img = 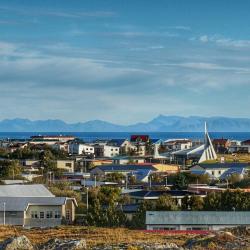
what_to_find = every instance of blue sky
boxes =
[1,0,250,124]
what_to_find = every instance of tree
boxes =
[86,196,127,227]
[155,195,179,211]
[228,174,242,186]
[105,173,125,184]
[203,192,222,211]
[189,196,204,211]
[131,200,154,229]
[174,173,188,190]
[0,160,22,179]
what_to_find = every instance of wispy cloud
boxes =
[0,6,116,19]
[198,34,250,48]
[169,26,191,31]
[154,62,250,73]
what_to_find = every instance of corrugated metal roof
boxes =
[0,184,54,197]
[0,197,67,211]
[94,164,157,172]
[200,163,249,169]
[146,211,250,225]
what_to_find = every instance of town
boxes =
[0,124,249,236]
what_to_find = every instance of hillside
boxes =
[1,115,250,132]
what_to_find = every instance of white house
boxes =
[165,139,192,151]
[190,163,249,180]
[94,144,120,158]
[69,142,95,155]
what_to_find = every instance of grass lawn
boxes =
[203,153,250,164]
[0,225,193,248]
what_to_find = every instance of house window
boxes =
[66,210,71,221]
[46,211,53,219]
[218,170,221,175]
[66,163,72,167]
[40,212,44,219]
[212,171,215,175]
[31,211,38,219]
[54,211,61,219]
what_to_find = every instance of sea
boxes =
[0,132,250,142]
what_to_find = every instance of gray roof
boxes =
[0,197,69,211]
[146,211,250,225]
[0,184,54,197]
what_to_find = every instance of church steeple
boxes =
[198,122,217,163]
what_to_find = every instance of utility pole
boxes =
[165,176,168,187]
[94,175,97,188]
[86,187,89,213]
[3,202,5,225]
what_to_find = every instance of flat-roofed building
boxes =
[146,211,250,230]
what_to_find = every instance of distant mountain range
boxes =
[0,115,250,132]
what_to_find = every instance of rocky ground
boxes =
[0,226,248,250]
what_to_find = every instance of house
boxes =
[56,159,75,172]
[146,211,250,230]
[8,142,28,152]
[228,145,250,153]
[241,139,250,146]
[212,138,231,153]
[107,139,131,154]
[90,164,157,177]
[21,159,41,168]
[188,184,226,194]
[127,190,205,206]
[164,139,192,151]
[190,163,249,180]
[0,184,77,228]
[130,135,150,143]
[112,156,145,165]
[51,142,69,152]
[0,184,55,197]
[69,142,95,155]
[172,123,217,165]
[227,139,250,153]
[94,144,120,158]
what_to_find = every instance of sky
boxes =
[1,0,250,124]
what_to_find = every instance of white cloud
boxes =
[198,35,250,48]
[199,35,209,43]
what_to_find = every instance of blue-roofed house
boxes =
[90,164,157,177]
[190,163,249,180]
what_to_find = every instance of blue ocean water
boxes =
[0,132,250,142]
